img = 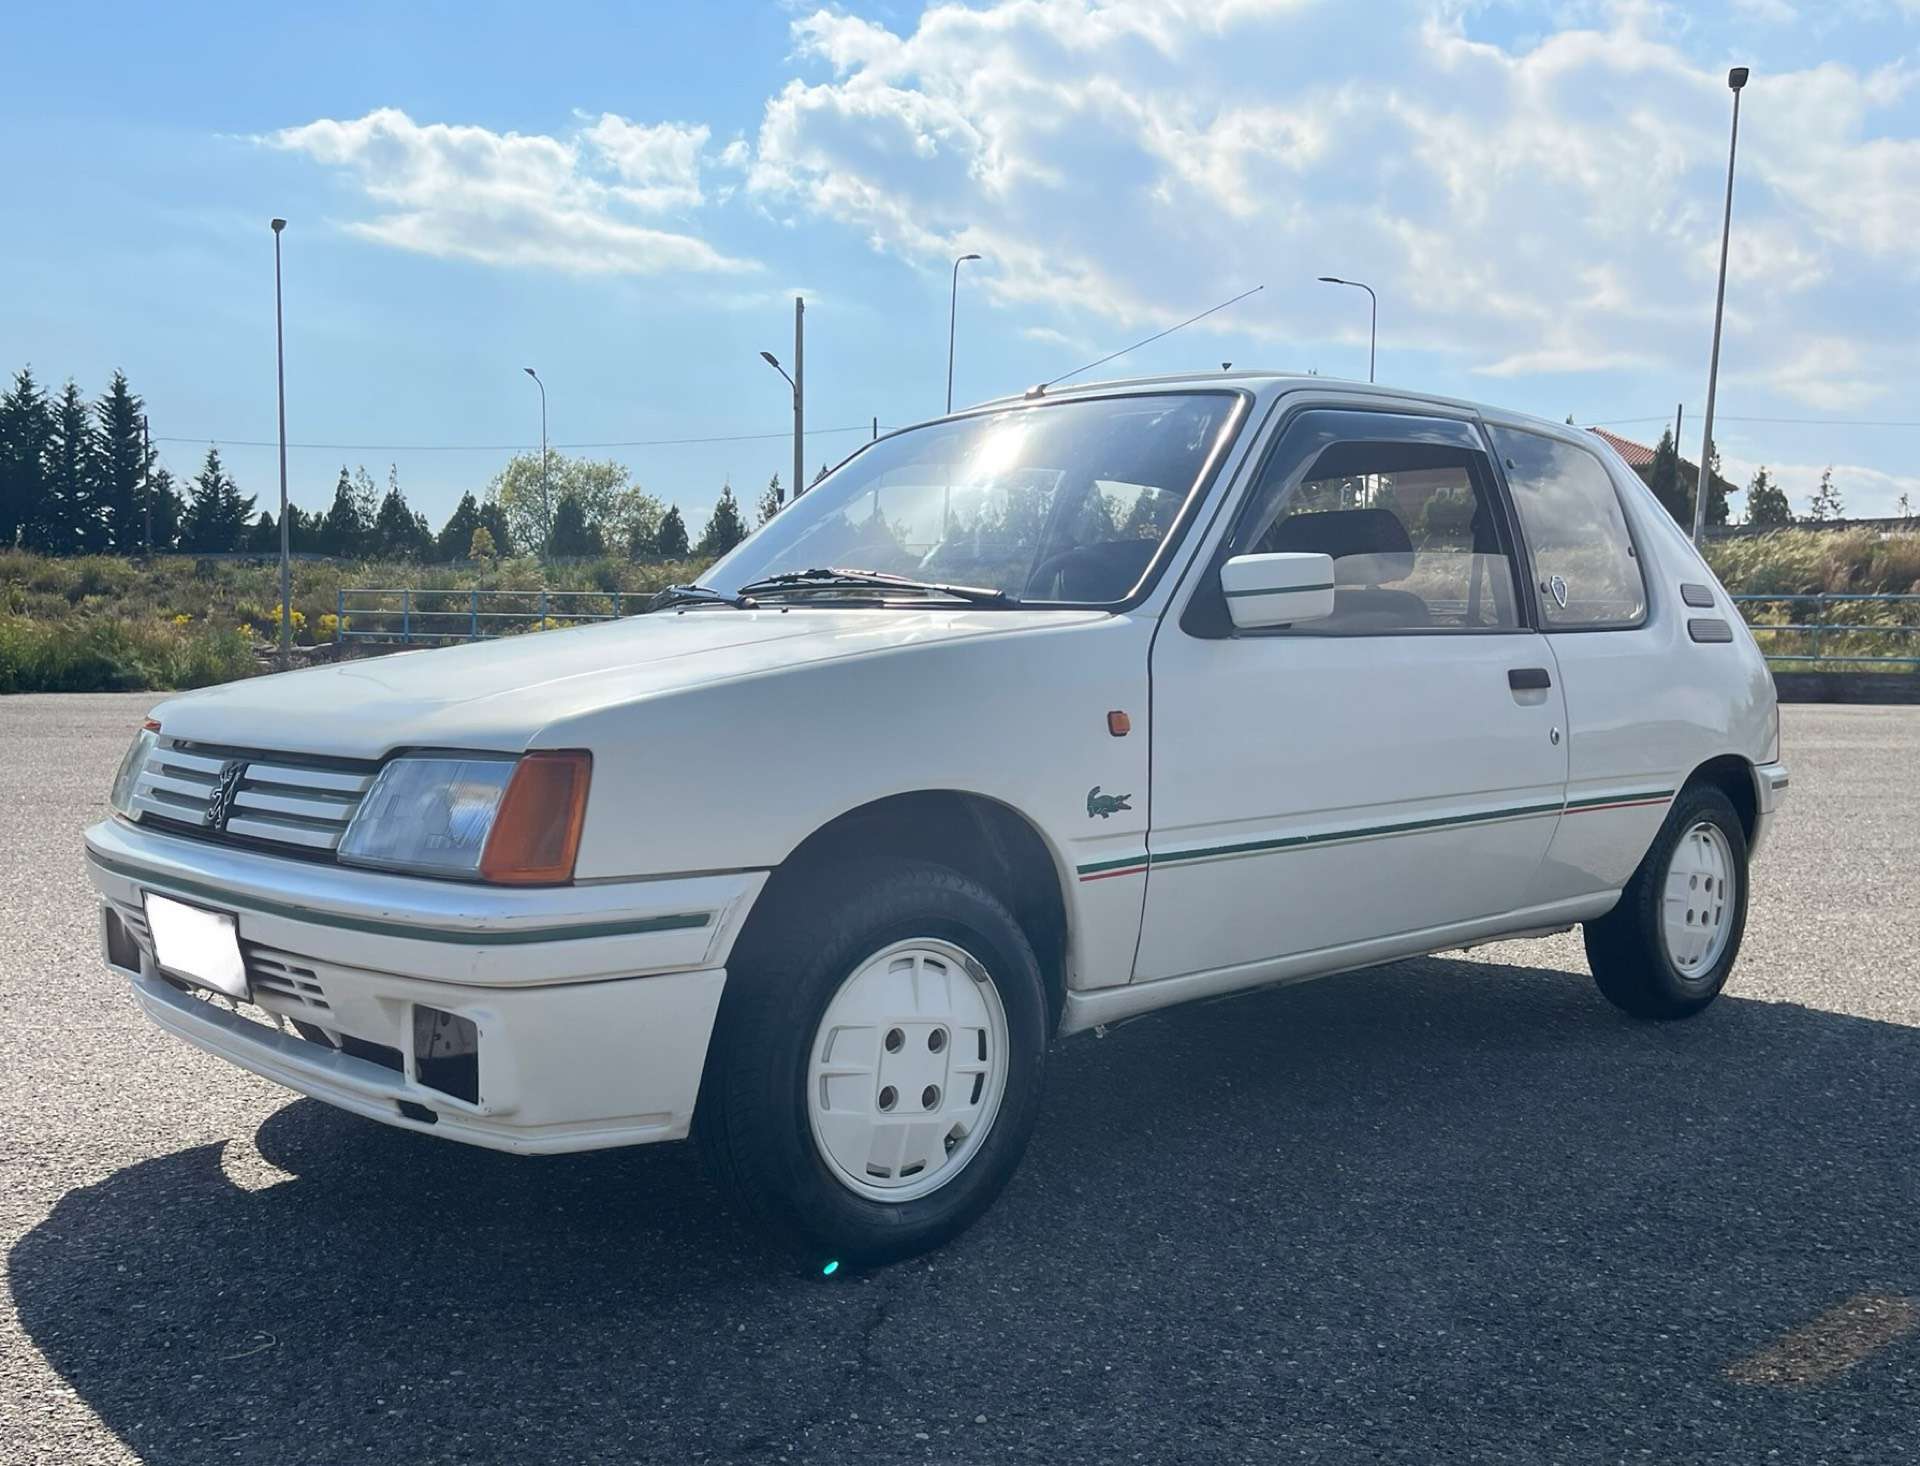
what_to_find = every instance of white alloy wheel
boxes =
[1660,820,1737,977]
[806,938,1010,1204]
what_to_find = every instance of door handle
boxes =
[1508,667,1552,691]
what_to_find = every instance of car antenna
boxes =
[1037,285,1264,393]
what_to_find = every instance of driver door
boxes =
[1134,409,1569,982]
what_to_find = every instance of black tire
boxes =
[1584,782,1750,1020]
[697,858,1050,1267]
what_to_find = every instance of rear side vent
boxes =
[1689,617,1734,644]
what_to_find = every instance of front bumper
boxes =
[86,817,767,1154]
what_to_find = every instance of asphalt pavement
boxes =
[3,694,1917,1464]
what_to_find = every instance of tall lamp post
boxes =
[759,349,800,506]
[946,252,982,414]
[522,367,549,556]
[1315,275,1376,383]
[270,218,291,671]
[1694,66,1750,545]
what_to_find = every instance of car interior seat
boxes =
[1264,507,1430,629]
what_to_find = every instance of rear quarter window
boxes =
[1488,425,1646,629]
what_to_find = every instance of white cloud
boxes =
[746,0,1920,402]
[266,108,755,276]
[580,114,710,210]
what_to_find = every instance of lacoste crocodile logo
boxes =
[1086,786,1132,820]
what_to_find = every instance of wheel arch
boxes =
[1681,753,1759,846]
[732,790,1073,1029]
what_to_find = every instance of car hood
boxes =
[148,606,1105,759]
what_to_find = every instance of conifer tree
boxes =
[35,381,101,553]
[654,504,689,558]
[93,370,148,551]
[0,367,53,548]
[697,482,749,556]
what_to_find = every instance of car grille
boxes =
[128,737,376,856]
[246,948,334,1014]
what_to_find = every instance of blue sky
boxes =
[4,0,1918,533]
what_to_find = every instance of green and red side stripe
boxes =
[1075,788,1674,882]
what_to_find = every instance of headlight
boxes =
[339,751,591,884]
[109,722,161,818]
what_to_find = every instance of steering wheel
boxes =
[1022,544,1113,601]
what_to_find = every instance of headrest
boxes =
[1268,508,1414,584]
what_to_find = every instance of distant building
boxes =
[1588,427,1658,473]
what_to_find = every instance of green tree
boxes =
[549,494,605,557]
[371,467,432,559]
[1744,467,1793,528]
[468,523,499,560]
[476,499,513,558]
[93,370,148,551]
[654,503,689,558]
[319,467,370,557]
[436,491,482,562]
[246,509,278,554]
[757,473,783,526]
[1807,466,1844,522]
[145,465,186,550]
[0,367,54,548]
[485,451,637,556]
[697,482,749,557]
[1646,428,1688,527]
[33,380,102,553]
[181,445,255,552]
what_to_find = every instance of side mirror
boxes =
[1221,552,1335,630]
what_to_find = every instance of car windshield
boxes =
[704,392,1241,606]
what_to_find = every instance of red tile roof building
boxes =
[1588,427,1658,469]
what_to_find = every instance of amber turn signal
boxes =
[480,750,592,884]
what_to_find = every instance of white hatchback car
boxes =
[88,374,1786,1264]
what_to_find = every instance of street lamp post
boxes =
[270,218,291,671]
[946,252,981,414]
[1694,66,1750,545]
[522,367,548,556]
[760,349,799,508]
[1316,276,1377,383]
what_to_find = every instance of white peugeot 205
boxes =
[88,373,1787,1264]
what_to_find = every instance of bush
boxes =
[0,616,257,693]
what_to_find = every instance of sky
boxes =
[3,0,1918,535]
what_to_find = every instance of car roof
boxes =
[962,370,1588,447]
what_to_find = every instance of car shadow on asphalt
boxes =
[13,955,1920,1464]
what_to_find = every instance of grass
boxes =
[1,528,1915,692]
[0,549,713,692]
[1703,529,1920,672]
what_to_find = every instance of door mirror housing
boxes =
[1221,552,1336,630]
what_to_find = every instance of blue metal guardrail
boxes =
[1730,593,1920,668]
[334,587,641,645]
[336,586,1919,667]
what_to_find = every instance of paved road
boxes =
[4,696,1918,1464]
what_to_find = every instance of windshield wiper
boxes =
[734,567,1018,607]
[645,583,755,612]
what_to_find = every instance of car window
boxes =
[1488,425,1646,629]
[1230,437,1520,633]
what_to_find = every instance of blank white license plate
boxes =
[144,893,248,1000]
